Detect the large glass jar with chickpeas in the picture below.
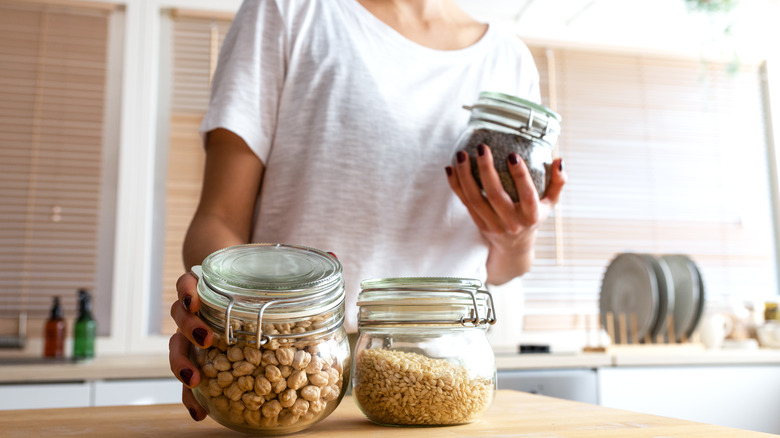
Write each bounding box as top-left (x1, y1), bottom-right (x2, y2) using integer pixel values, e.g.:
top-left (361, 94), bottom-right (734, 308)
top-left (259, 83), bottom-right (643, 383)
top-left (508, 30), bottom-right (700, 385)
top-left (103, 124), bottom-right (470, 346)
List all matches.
top-left (352, 278), bottom-right (497, 426)
top-left (190, 243), bottom-right (350, 435)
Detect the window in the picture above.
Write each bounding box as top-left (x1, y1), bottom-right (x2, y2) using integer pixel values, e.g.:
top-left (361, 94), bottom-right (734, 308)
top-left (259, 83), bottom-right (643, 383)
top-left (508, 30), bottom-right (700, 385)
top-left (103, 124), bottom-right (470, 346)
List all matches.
top-left (155, 10), bottom-right (233, 336)
top-left (520, 46), bottom-right (777, 339)
top-left (0, 1), bottom-right (122, 342)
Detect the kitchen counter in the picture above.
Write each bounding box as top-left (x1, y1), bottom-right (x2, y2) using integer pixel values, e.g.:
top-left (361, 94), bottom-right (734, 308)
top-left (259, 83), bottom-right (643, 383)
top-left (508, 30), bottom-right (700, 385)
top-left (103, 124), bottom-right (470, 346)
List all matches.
top-left (2, 347), bottom-right (780, 383)
top-left (1, 390), bottom-right (774, 437)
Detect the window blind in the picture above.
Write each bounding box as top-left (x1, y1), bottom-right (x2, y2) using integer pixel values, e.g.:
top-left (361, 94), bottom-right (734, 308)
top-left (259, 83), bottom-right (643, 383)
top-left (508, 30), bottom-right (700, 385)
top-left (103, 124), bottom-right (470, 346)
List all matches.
top-left (160, 12), bottom-right (232, 336)
top-left (522, 47), bottom-right (776, 333)
top-left (0, 1), bottom-right (117, 338)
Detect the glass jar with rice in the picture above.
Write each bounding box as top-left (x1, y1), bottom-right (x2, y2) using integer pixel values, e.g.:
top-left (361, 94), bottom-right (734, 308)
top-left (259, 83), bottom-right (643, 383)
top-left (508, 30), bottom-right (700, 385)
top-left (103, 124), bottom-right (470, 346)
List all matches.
top-left (352, 278), bottom-right (497, 426)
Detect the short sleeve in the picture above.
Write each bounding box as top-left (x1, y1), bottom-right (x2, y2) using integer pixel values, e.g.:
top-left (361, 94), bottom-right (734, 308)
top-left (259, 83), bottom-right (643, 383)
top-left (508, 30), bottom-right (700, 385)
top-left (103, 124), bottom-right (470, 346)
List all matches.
top-left (199, 0), bottom-right (287, 163)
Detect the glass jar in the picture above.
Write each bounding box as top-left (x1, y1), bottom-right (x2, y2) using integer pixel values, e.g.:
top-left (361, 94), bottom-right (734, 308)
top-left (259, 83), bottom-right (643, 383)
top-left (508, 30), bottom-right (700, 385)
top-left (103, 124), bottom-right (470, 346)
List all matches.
top-left (352, 278), bottom-right (497, 426)
top-left (453, 91), bottom-right (562, 202)
top-left (190, 243), bottom-right (350, 435)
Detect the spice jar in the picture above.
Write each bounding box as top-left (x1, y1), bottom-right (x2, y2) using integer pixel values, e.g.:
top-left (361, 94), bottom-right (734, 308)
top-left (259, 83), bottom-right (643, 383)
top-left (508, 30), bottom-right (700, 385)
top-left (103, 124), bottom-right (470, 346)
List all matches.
top-left (352, 278), bottom-right (497, 426)
top-left (190, 243), bottom-right (350, 435)
top-left (453, 91), bottom-right (561, 202)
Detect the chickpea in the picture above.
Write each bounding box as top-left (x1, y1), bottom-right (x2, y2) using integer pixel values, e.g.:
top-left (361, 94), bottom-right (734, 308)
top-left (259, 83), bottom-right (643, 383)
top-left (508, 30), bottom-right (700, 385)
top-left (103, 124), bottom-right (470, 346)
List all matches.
top-left (278, 409), bottom-right (299, 426)
top-left (300, 385), bottom-right (321, 402)
top-left (213, 354), bottom-right (231, 372)
top-left (275, 347), bottom-right (295, 366)
top-left (272, 377), bottom-right (287, 394)
top-left (213, 395), bottom-right (230, 413)
top-left (224, 382), bottom-right (244, 401)
top-left (290, 398), bottom-right (309, 417)
top-left (305, 356), bottom-right (323, 374)
top-left (265, 365), bottom-right (282, 383)
top-left (237, 375), bottom-right (254, 392)
top-left (308, 372), bottom-right (328, 387)
top-left (242, 391), bottom-right (264, 410)
top-left (243, 346), bottom-right (262, 366)
top-left (292, 350), bottom-right (311, 370)
top-left (244, 408), bottom-right (261, 426)
top-left (227, 345), bottom-right (244, 362)
top-left (232, 360), bottom-right (255, 377)
top-left (201, 362), bottom-right (218, 379)
top-left (262, 350), bottom-right (279, 366)
top-left (287, 370), bottom-right (308, 391)
top-left (278, 388), bottom-right (297, 408)
top-left (217, 371), bottom-right (234, 388)
top-left (207, 378), bottom-right (223, 397)
top-left (254, 376), bottom-right (272, 396)
top-left (279, 365), bottom-right (292, 379)
top-left (261, 400), bottom-right (282, 418)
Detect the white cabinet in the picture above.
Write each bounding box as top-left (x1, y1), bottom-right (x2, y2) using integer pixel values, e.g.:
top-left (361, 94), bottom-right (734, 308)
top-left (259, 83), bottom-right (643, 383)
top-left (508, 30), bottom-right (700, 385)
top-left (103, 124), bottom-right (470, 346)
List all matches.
top-left (0, 382), bottom-right (91, 410)
top-left (0, 378), bottom-right (181, 410)
top-left (598, 365), bottom-right (780, 435)
top-left (93, 378), bottom-right (181, 407)
top-left (498, 369), bottom-right (599, 405)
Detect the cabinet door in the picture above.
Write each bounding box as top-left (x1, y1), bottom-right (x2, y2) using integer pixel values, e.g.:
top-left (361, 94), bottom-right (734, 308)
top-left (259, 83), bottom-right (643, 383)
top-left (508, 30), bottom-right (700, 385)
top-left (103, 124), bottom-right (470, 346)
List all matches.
top-left (0, 382), bottom-right (91, 410)
top-left (498, 369), bottom-right (599, 404)
top-left (93, 378), bottom-right (182, 407)
top-left (598, 365), bottom-right (780, 435)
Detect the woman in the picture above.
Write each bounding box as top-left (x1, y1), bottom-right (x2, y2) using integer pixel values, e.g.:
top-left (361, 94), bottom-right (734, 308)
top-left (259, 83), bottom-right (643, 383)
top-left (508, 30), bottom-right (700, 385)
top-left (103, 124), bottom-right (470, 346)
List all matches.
top-left (169, 0), bottom-right (566, 421)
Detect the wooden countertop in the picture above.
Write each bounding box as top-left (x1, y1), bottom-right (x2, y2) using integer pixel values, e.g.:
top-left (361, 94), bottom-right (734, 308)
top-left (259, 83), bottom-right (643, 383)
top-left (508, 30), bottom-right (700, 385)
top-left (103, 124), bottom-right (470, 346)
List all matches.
top-left (0, 390), bottom-right (773, 437)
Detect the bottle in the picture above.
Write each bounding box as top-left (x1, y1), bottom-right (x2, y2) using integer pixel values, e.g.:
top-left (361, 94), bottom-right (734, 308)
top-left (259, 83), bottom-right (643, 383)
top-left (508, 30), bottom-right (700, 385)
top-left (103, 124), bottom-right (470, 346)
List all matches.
top-left (73, 289), bottom-right (96, 360)
top-left (43, 296), bottom-right (66, 358)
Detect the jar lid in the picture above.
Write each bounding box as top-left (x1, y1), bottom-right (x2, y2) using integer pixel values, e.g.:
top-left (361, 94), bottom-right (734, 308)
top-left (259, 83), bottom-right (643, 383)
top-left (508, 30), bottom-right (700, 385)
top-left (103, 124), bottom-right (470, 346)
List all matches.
top-left (465, 91), bottom-right (561, 144)
top-left (196, 243), bottom-right (344, 323)
top-left (357, 277), bottom-right (496, 328)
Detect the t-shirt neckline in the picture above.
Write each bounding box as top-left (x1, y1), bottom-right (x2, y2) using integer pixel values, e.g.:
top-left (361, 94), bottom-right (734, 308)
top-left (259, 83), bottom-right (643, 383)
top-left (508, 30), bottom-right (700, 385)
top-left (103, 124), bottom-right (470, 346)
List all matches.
top-left (344, 0), bottom-right (495, 59)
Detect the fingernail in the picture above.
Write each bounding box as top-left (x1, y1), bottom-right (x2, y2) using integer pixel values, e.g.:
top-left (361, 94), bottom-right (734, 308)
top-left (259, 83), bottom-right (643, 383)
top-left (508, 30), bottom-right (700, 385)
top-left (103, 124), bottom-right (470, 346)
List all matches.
top-left (183, 295), bottom-right (192, 311)
top-left (189, 407), bottom-right (198, 421)
top-left (508, 153), bottom-right (519, 165)
top-left (192, 328), bottom-right (208, 346)
top-left (179, 368), bottom-right (193, 386)
top-left (477, 144), bottom-right (486, 156)
top-left (559, 159), bottom-right (564, 172)
top-left (456, 151), bottom-right (467, 164)
top-left (445, 166), bottom-right (453, 177)
top-left (327, 251), bottom-right (338, 260)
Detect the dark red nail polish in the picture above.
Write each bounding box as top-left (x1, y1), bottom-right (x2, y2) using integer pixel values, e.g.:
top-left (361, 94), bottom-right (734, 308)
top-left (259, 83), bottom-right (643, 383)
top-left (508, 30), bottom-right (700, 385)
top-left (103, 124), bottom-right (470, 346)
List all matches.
top-left (189, 407), bottom-right (198, 421)
top-left (327, 251), bottom-right (338, 260)
top-left (192, 328), bottom-right (207, 346)
top-left (182, 295), bottom-right (192, 311)
top-left (477, 144), bottom-right (486, 156)
top-left (508, 153), bottom-right (519, 165)
top-left (457, 151), bottom-right (467, 163)
top-left (559, 159), bottom-right (564, 172)
top-left (445, 166), bottom-right (453, 177)
top-left (179, 368), bottom-right (193, 386)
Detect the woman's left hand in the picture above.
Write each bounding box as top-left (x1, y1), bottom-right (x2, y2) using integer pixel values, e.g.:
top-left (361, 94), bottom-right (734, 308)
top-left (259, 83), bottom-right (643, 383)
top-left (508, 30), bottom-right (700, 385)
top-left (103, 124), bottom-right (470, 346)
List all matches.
top-left (445, 143), bottom-right (566, 284)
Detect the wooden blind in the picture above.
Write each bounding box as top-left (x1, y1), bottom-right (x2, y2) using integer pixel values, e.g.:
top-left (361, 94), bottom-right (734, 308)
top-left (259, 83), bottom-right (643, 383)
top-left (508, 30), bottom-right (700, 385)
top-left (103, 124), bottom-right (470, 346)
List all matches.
top-left (522, 47), bottom-right (776, 333)
top-left (0, 2), bottom-right (114, 337)
top-left (159, 13), bottom-right (232, 336)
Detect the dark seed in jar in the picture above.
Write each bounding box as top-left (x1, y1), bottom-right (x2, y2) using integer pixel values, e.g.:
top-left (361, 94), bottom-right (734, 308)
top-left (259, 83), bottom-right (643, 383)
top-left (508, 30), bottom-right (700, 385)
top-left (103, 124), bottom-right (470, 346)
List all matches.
top-left (457, 128), bottom-right (548, 202)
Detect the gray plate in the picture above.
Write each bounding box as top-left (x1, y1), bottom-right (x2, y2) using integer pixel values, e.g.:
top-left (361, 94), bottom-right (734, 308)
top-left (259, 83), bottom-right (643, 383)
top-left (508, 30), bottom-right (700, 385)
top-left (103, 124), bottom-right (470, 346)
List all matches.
top-left (643, 254), bottom-right (675, 341)
top-left (600, 253), bottom-right (659, 343)
top-left (661, 254), bottom-right (701, 341)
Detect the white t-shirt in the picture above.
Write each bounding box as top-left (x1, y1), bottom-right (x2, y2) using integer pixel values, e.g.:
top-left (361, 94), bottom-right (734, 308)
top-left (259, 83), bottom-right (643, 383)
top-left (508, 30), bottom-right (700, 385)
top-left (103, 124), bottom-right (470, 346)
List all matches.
top-left (200, 0), bottom-right (541, 331)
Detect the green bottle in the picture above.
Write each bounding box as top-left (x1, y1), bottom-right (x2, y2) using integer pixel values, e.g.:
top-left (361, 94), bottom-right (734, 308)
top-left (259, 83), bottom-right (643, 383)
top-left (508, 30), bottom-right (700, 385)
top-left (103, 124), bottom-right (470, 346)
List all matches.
top-left (73, 289), bottom-right (96, 360)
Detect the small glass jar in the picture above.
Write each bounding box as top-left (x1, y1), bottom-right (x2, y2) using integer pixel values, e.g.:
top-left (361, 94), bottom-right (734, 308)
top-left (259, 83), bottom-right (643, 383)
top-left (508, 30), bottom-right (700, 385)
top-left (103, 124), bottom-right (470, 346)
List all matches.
top-left (190, 243), bottom-right (350, 435)
top-left (352, 278), bottom-right (497, 426)
top-left (453, 91), bottom-right (562, 202)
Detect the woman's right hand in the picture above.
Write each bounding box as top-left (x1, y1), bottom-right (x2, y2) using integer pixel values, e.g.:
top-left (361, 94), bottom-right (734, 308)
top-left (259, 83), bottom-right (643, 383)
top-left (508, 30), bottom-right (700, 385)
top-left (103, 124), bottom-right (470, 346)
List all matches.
top-left (169, 271), bottom-right (213, 421)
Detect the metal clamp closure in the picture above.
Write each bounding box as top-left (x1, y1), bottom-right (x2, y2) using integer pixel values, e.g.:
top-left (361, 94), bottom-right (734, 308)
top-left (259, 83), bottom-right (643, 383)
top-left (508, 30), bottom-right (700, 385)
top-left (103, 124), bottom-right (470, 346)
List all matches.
top-left (203, 276), bottom-right (343, 349)
top-left (358, 287), bottom-right (497, 327)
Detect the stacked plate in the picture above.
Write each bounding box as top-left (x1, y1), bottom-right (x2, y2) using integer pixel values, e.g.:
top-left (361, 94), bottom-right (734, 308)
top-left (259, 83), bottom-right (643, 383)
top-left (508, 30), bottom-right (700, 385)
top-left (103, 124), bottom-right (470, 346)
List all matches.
top-left (599, 253), bottom-right (705, 343)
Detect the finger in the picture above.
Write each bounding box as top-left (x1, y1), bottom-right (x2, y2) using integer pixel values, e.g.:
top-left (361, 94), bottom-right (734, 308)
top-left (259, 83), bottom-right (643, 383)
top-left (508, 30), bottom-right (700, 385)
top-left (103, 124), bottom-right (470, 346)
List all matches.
top-left (542, 158), bottom-right (567, 205)
top-left (176, 271), bottom-right (201, 313)
top-left (169, 331), bottom-right (201, 389)
top-left (183, 385), bottom-right (208, 421)
top-left (445, 166), bottom-right (488, 230)
top-left (453, 149), bottom-right (501, 232)
top-left (170, 299), bottom-right (212, 348)
top-left (507, 152), bottom-right (540, 223)
top-left (474, 144), bottom-right (521, 230)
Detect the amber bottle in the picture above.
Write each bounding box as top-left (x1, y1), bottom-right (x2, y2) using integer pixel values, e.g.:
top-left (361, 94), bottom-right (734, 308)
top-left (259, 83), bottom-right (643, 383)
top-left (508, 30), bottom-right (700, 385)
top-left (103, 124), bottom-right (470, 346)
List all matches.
top-left (44, 296), bottom-right (66, 358)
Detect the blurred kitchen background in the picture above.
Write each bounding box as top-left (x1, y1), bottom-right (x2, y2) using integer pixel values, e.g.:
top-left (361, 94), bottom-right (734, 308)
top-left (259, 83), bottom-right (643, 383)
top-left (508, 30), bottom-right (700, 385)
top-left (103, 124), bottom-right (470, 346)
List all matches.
top-left (1, 0), bottom-right (780, 432)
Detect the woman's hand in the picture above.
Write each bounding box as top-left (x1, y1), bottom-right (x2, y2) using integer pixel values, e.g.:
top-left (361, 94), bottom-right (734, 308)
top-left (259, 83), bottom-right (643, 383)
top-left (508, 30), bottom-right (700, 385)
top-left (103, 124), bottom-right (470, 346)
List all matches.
top-left (445, 143), bottom-right (566, 284)
top-left (169, 271), bottom-right (213, 421)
